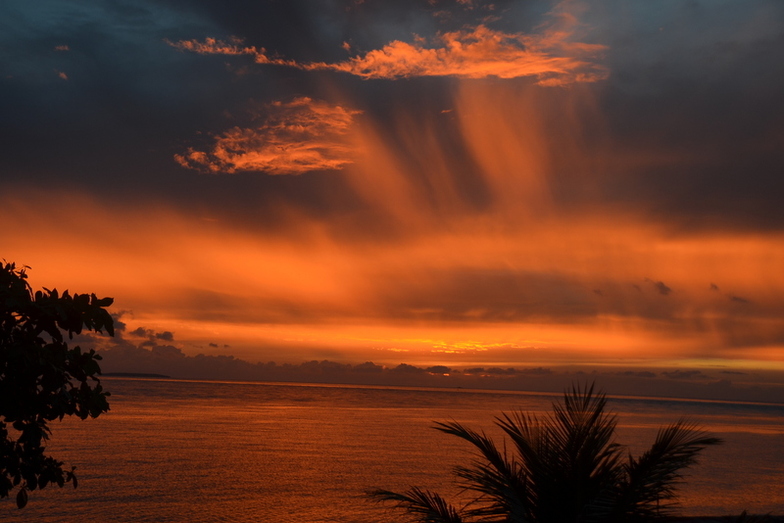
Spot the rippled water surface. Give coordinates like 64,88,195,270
4,378,783,521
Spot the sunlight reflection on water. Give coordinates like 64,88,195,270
3,379,783,521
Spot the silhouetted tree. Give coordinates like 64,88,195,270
371,384,721,523
0,262,113,508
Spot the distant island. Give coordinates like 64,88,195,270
102,372,171,379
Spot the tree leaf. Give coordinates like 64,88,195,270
16,488,28,509
0,262,113,504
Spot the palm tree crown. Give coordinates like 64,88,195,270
370,384,721,523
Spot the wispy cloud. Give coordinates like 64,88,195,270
174,97,361,175
728,294,750,304
166,36,253,55
165,36,298,67
168,21,606,84
307,25,607,84
646,278,672,296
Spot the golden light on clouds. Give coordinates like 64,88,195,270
166,36,299,67
167,36,257,56
308,25,607,84
169,17,606,84
174,98,361,174
3,166,784,367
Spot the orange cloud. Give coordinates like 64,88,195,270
4,182,784,369
167,36,255,55
174,97,361,175
169,14,606,84
165,36,298,67
307,25,606,84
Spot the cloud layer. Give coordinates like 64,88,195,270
306,25,607,84
169,22,607,84
167,5,605,176
174,98,361,174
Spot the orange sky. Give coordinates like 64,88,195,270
3,0,784,376
5,81,784,371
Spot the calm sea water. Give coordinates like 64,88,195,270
3,378,783,521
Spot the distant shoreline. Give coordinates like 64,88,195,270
671,517,783,522
102,372,171,379
95,374,784,409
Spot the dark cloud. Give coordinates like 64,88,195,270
584,1,784,231
373,269,594,322
618,370,656,378
130,327,153,337
155,331,175,341
486,367,519,375
728,295,750,304
94,343,784,403
353,361,384,373
151,344,183,358
520,367,552,375
456,367,552,376
111,312,128,333
392,363,426,374
661,369,705,380
129,326,174,341
364,269,709,325
645,279,672,296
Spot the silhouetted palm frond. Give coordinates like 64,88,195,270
369,383,721,523
496,384,623,523
369,486,464,523
613,421,723,520
434,420,529,522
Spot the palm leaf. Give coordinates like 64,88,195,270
368,384,721,523
613,420,722,519
369,486,464,523
434,420,530,522
497,384,623,523
549,384,623,521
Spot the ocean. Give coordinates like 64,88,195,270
3,378,783,521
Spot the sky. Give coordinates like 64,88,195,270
2,0,784,391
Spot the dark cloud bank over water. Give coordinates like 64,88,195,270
92,319,784,405
98,344,784,405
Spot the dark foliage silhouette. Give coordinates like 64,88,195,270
371,384,721,523
0,262,114,508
